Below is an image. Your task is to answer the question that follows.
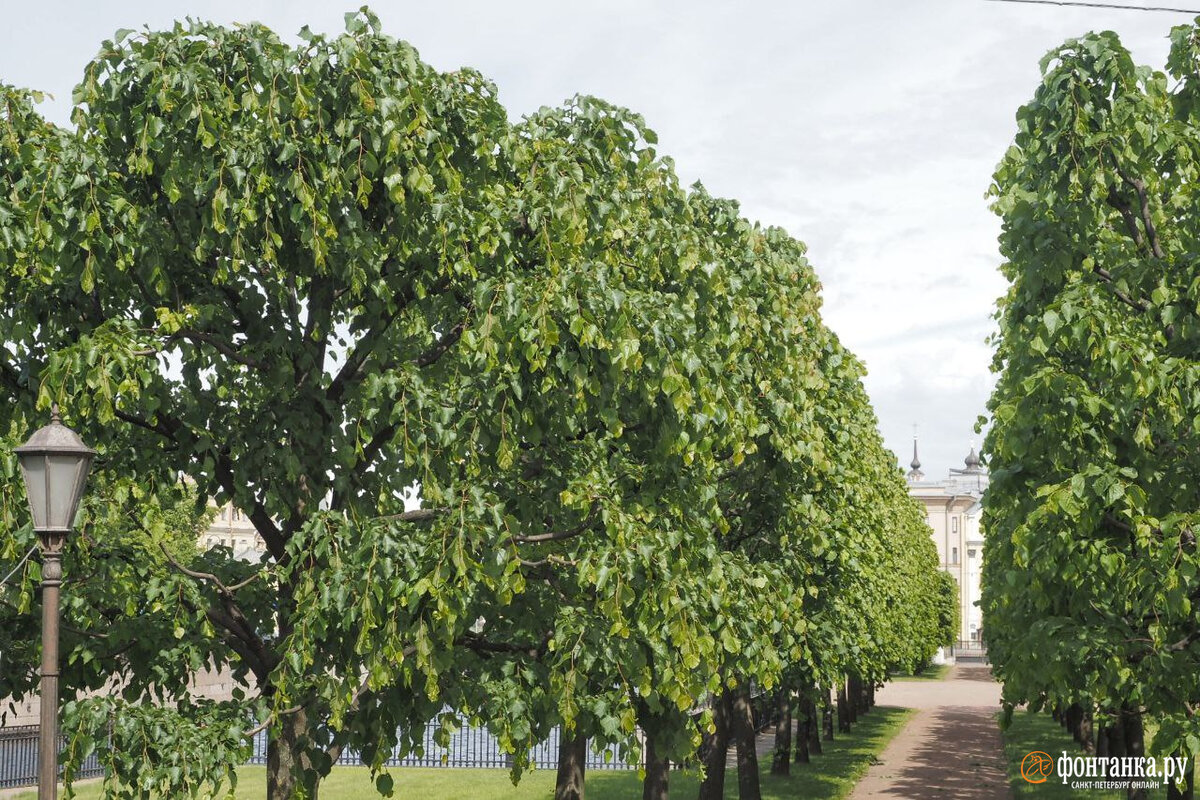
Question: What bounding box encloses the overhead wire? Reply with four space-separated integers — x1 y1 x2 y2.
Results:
0 545 37 588
984 0 1200 13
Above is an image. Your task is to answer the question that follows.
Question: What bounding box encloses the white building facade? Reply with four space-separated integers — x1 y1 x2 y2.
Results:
906 440 988 645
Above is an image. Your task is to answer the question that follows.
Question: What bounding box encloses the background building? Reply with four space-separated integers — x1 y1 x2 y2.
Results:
202 500 266 561
906 439 988 645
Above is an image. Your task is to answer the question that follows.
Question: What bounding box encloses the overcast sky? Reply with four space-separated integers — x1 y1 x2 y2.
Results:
0 1 1188 477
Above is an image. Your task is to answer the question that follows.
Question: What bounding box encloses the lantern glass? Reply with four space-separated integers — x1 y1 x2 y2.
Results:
16 409 95 533
18 452 93 531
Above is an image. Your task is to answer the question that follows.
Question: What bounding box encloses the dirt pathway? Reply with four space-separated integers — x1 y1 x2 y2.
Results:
845 663 1011 799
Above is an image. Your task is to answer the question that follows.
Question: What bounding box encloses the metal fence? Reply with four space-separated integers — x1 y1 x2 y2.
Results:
1 696 773 788
247 718 636 771
0 725 104 789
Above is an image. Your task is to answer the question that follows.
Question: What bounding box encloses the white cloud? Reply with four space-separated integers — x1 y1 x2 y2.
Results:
0 0 1188 475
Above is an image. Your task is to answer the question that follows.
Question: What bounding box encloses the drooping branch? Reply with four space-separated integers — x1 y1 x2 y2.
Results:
510 504 600 545
169 327 268 371
413 315 469 369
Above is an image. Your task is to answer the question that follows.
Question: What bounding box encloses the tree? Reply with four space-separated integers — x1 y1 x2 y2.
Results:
984 20 1200 799
0 9 819 799
1 9 951 799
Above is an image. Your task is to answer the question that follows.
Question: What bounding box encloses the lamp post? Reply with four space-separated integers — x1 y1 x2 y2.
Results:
15 405 95 800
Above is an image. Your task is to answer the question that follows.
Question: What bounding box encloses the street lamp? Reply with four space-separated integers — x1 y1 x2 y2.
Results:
15 405 94 800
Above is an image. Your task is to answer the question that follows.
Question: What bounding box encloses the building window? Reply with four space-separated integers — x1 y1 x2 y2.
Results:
951 547 959 565
968 548 977 560
952 517 959 534
219 507 227 521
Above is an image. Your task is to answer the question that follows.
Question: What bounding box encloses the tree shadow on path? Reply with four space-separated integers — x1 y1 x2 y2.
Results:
870 706 1010 799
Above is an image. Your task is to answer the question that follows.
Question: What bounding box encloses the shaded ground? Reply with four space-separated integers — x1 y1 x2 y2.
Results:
845 663 1010 799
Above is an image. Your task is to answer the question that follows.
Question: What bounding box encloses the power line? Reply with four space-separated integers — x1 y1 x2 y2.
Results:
0 545 36 588
985 0 1200 12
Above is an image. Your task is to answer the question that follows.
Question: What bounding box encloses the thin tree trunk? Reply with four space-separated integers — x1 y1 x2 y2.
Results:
837 680 851 732
1079 711 1094 755
1096 723 1109 758
806 695 823 756
823 688 835 741
771 688 791 775
793 697 810 765
847 675 860 722
555 729 587 800
1123 707 1147 800
1108 715 1127 759
732 686 763 800
1066 704 1083 745
643 735 669 800
1166 755 1195 800
698 691 731 800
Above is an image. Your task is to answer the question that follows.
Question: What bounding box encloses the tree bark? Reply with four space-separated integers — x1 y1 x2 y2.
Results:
642 734 669 800
1079 710 1094 755
698 691 731 800
732 686 763 800
847 675 861 722
268 707 319 800
823 688 835 741
771 688 792 775
1108 715 1127 759
1096 723 1109 758
1166 754 1194 800
806 694 823 756
1123 706 1147 800
793 694 810 765
836 680 851 733
1066 704 1083 745
555 729 588 800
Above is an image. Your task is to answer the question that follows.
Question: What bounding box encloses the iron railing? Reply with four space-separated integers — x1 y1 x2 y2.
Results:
246 719 634 771
0 725 103 789
0 693 773 789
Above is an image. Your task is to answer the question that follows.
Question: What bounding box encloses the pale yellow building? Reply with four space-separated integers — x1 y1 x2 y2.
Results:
202 499 266 560
906 439 987 646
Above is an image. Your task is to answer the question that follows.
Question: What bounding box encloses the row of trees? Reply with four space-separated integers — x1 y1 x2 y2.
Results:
0 10 953 799
983 19 1200 800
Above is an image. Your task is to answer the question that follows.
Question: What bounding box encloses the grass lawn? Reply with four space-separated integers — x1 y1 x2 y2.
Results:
1000 711 1123 799
10 707 912 800
889 662 951 682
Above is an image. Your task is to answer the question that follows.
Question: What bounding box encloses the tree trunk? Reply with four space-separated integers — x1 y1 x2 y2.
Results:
1065 704 1083 744
836 680 850 733
1096 723 1109 758
642 735 669 800
1167 754 1195 800
823 689 835 741
793 696 810 765
1108 715 1127 759
698 691 731 800
771 688 791 775
806 695 823 756
847 675 860 722
732 686 762 800
1123 707 1146 800
268 707 319 800
1079 710 1094 755
555 729 587 800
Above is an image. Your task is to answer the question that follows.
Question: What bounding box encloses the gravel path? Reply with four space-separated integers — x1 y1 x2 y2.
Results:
845 663 1011 799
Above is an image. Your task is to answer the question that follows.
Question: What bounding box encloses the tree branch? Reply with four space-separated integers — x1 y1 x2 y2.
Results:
510 504 600 545
169 328 267 371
